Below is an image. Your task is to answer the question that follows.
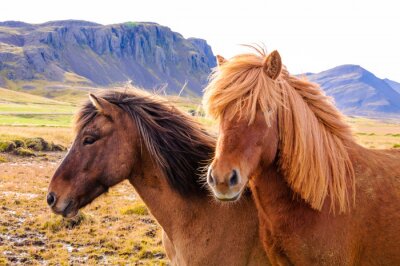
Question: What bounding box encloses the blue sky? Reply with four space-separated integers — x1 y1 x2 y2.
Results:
2 0 400 81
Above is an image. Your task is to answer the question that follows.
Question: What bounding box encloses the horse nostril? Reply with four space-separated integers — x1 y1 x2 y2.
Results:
207 169 215 185
47 192 56 207
229 170 239 187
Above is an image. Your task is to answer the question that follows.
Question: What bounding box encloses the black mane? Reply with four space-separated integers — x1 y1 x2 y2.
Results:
76 89 215 196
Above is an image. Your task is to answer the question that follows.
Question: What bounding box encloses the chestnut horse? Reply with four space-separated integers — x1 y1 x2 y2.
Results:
203 48 400 265
47 89 269 265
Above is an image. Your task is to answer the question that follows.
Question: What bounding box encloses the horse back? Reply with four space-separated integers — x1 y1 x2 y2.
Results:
350 145 400 264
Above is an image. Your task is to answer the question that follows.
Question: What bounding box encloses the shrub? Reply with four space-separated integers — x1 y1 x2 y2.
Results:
0 140 16 152
26 138 52 151
13 139 26 148
14 147 35 157
393 144 400 148
51 143 67 151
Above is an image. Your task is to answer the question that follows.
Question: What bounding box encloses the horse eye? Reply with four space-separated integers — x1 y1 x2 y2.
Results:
83 136 97 145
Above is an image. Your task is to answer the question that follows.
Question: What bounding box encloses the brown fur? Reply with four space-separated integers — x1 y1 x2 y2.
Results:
204 49 354 212
204 47 400 265
48 89 270 265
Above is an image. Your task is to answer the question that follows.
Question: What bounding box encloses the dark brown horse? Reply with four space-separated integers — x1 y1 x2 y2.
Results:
47 89 269 265
203 48 400 265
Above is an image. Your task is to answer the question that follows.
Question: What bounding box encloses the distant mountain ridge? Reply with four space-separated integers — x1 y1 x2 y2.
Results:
0 21 399 119
0 20 216 94
305 65 400 119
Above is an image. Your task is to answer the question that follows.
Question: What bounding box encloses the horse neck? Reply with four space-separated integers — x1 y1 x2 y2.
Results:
250 162 318 227
128 150 266 264
253 142 362 225
128 165 203 236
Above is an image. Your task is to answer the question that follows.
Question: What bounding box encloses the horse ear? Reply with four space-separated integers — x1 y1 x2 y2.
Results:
263 50 282 80
89 93 115 116
216 55 227 67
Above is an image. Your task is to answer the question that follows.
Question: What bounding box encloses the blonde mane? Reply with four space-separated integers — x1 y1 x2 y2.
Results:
203 48 355 213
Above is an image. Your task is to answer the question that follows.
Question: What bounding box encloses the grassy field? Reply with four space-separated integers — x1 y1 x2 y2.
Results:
2 77 95 104
0 153 167 265
0 88 77 127
347 117 400 149
0 87 399 265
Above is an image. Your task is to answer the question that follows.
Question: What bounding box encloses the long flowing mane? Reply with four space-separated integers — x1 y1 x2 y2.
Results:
76 89 215 196
203 47 355 213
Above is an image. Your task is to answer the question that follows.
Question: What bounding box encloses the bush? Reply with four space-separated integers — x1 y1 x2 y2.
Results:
51 143 67 151
14 147 35 157
393 144 400 148
0 137 65 155
13 139 26 148
26 138 52 151
0 140 16 152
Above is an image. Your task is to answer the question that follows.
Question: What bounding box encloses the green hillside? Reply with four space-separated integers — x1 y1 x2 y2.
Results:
0 87 76 127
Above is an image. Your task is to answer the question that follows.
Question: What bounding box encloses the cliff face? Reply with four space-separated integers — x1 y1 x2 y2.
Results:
0 20 216 94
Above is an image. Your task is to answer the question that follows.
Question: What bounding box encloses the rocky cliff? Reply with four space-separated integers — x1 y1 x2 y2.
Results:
0 20 216 94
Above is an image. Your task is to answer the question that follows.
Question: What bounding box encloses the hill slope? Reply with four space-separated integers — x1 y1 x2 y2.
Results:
0 20 216 95
0 87 75 126
0 86 75 115
384 78 400 95
305 65 400 118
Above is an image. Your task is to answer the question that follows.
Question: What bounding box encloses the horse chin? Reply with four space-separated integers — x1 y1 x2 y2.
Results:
51 199 79 218
212 182 247 202
214 188 244 202
63 206 79 218
216 193 241 202
73 184 109 212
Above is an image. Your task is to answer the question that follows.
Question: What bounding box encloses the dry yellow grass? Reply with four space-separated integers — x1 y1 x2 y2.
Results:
347 117 400 149
0 153 167 265
0 126 73 147
0 113 399 265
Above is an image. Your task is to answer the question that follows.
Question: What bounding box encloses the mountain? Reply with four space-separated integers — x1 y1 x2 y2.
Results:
384 79 400 95
305 65 400 118
0 20 216 95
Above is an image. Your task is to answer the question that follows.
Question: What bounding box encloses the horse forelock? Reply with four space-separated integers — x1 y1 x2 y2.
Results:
203 46 356 213
75 88 215 196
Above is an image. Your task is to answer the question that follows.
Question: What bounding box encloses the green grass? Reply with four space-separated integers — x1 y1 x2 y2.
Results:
0 103 76 113
124 22 137 27
0 87 76 126
0 114 73 127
